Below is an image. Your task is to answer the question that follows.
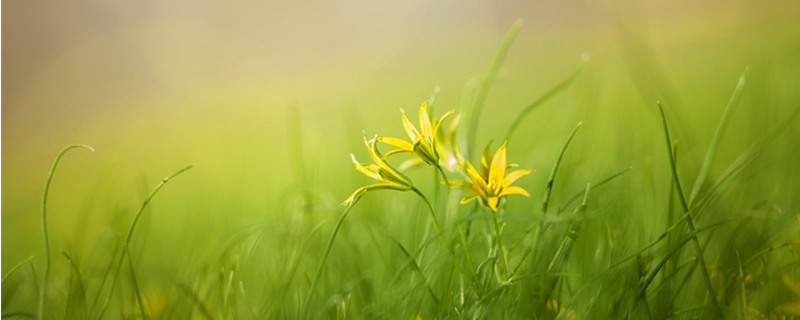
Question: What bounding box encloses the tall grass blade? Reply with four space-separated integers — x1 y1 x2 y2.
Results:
547 183 590 273
688 67 749 206
38 143 94 320
95 165 194 319
541 122 582 214
505 53 589 143
657 102 722 316
466 19 523 159
302 201 358 319
1 256 34 286
691 104 800 219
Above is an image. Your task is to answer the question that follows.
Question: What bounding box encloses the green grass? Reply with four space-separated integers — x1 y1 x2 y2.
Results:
3 18 800 320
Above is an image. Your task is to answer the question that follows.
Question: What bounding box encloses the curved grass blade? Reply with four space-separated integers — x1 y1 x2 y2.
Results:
94 165 194 319
541 122 582 214
1 256 34 286
466 19 523 159
301 200 359 319
688 67 749 206
555 166 631 214
547 183 591 273
691 104 800 220
657 102 722 315
505 53 590 143
39 143 94 320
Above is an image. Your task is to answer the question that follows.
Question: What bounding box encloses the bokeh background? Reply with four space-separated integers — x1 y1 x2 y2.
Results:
3 0 800 316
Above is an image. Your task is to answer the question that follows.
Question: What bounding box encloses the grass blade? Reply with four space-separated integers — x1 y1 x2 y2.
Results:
688 67 749 206
691 104 800 220
505 53 590 143
541 122 582 214
657 102 722 316
1 256 34 286
301 200 358 319
94 165 194 319
39 144 94 320
465 19 523 159
389 236 442 308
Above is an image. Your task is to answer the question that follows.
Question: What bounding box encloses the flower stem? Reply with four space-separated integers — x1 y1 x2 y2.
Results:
412 187 440 231
492 212 510 279
302 200 358 319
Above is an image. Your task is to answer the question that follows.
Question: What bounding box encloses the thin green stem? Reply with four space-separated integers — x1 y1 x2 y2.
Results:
466 19 523 159
95 165 193 319
541 122 582 214
412 187 440 231
39 144 94 320
658 103 722 316
413 186 485 295
2 256 34 286
491 213 510 279
688 67 749 206
302 200 357 319
505 53 589 143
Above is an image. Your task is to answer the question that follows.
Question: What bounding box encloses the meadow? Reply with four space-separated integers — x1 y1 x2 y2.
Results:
3 1 800 319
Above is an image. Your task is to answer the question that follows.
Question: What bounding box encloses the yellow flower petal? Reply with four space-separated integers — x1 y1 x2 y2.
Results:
378 136 414 151
481 143 493 179
350 154 381 180
500 186 530 197
504 169 531 186
418 101 434 140
401 109 420 142
364 135 412 187
433 110 455 137
464 161 489 194
488 142 508 188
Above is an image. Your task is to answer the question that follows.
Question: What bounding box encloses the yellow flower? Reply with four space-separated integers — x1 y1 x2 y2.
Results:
453 142 530 212
343 135 413 206
378 101 454 167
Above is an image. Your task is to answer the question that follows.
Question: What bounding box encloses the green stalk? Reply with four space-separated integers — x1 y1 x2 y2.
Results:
505 53 589 143
413 187 484 296
466 19 523 159
94 165 193 319
658 103 722 316
2 256 34 286
541 122 582 214
302 200 358 319
491 213 510 279
688 67 749 206
39 144 94 320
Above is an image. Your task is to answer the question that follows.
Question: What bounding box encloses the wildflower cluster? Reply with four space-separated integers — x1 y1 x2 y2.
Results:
344 99 531 213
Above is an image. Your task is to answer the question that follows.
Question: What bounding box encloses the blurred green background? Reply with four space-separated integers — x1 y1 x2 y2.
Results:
3 0 800 317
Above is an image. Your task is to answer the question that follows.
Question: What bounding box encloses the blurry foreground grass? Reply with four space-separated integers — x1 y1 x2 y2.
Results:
3 15 800 320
